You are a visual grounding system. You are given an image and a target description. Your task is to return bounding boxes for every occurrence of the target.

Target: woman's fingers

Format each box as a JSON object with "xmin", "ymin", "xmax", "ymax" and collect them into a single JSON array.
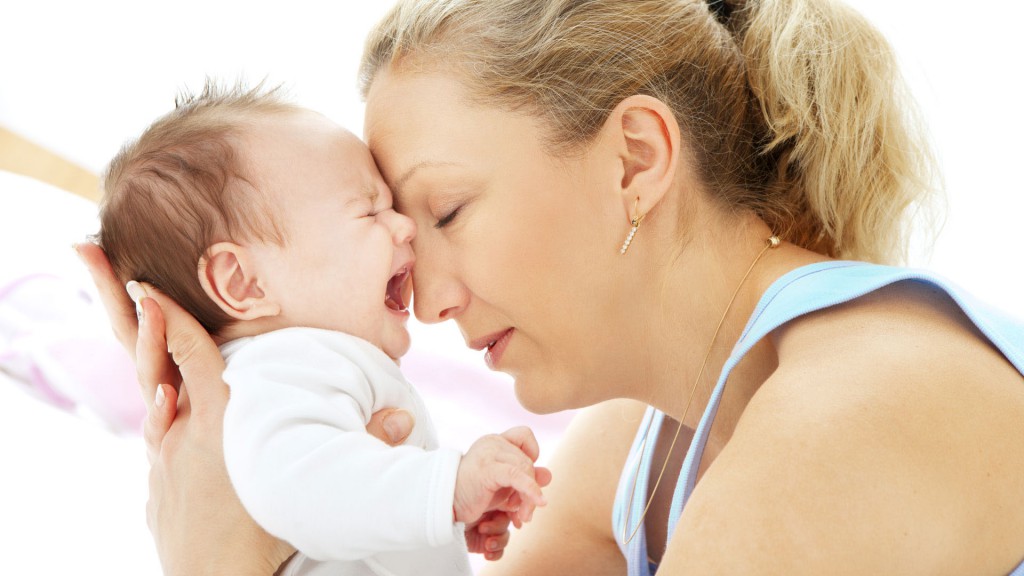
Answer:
[
  {"xmin": 133, "ymin": 295, "xmax": 177, "ymax": 411},
  {"xmin": 143, "ymin": 384, "xmax": 178, "ymax": 465},
  {"xmin": 466, "ymin": 511, "xmax": 512, "ymax": 560},
  {"xmin": 139, "ymin": 284, "xmax": 227, "ymax": 421},
  {"xmin": 76, "ymin": 242, "xmax": 139, "ymax": 356},
  {"xmin": 483, "ymin": 522, "xmax": 511, "ymax": 561},
  {"xmin": 366, "ymin": 408, "xmax": 416, "ymax": 446},
  {"xmin": 484, "ymin": 532, "xmax": 510, "ymax": 561}
]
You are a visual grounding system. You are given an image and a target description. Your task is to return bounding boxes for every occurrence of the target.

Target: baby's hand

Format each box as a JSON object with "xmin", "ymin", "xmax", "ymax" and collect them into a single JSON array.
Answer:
[{"xmin": 454, "ymin": 427, "xmax": 551, "ymax": 532}]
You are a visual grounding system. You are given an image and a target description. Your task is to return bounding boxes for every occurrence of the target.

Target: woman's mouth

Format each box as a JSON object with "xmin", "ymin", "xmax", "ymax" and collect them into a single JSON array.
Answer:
[
  {"xmin": 385, "ymin": 268, "xmax": 411, "ymax": 312},
  {"xmin": 484, "ymin": 328, "xmax": 514, "ymax": 370}
]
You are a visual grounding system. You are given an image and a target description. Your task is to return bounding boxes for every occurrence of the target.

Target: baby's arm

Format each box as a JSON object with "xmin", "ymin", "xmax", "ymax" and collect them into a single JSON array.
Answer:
[{"xmin": 222, "ymin": 331, "xmax": 462, "ymax": 562}]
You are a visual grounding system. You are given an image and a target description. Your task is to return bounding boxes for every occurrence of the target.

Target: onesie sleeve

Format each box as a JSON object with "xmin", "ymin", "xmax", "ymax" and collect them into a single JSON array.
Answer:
[{"xmin": 222, "ymin": 331, "xmax": 462, "ymax": 562}]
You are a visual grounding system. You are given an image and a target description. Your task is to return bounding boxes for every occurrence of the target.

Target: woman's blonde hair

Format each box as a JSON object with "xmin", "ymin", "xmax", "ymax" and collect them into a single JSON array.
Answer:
[{"xmin": 360, "ymin": 0, "xmax": 939, "ymax": 263}]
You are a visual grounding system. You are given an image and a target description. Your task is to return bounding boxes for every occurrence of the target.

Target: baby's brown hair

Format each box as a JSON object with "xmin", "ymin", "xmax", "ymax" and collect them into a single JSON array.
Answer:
[{"xmin": 96, "ymin": 80, "xmax": 298, "ymax": 335}]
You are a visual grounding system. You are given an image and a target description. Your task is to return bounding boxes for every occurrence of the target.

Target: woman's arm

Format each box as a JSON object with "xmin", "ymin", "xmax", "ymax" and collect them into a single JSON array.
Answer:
[{"xmin": 481, "ymin": 398, "xmax": 647, "ymax": 576}]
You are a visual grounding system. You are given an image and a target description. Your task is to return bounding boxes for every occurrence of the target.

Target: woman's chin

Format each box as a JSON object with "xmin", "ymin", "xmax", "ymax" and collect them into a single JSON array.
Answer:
[{"xmin": 512, "ymin": 376, "xmax": 584, "ymax": 415}]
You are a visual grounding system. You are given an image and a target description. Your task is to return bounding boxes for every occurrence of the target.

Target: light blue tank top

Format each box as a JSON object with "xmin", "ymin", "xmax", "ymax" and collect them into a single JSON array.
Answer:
[{"xmin": 612, "ymin": 261, "xmax": 1024, "ymax": 575}]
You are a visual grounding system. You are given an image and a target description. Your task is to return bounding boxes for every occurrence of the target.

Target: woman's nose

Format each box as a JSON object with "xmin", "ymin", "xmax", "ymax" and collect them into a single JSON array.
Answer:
[{"xmin": 410, "ymin": 236, "xmax": 468, "ymax": 324}]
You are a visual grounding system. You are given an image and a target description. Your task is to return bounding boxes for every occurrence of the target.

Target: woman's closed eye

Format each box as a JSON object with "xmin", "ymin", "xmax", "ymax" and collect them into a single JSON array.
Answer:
[{"xmin": 434, "ymin": 206, "xmax": 462, "ymax": 229}]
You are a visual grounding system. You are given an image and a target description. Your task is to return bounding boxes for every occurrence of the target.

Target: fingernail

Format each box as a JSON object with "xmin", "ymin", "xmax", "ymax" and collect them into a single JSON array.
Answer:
[
  {"xmin": 383, "ymin": 410, "xmax": 414, "ymax": 444},
  {"xmin": 154, "ymin": 385, "xmax": 166, "ymax": 408},
  {"xmin": 125, "ymin": 281, "xmax": 147, "ymax": 303},
  {"xmin": 126, "ymin": 281, "xmax": 146, "ymax": 323},
  {"xmin": 487, "ymin": 539, "xmax": 500, "ymax": 551},
  {"xmin": 72, "ymin": 243, "xmax": 83, "ymax": 259}
]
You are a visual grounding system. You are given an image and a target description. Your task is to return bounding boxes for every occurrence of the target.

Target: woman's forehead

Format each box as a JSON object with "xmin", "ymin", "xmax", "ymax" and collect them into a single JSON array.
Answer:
[{"xmin": 364, "ymin": 71, "xmax": 478, "ymax": 175}]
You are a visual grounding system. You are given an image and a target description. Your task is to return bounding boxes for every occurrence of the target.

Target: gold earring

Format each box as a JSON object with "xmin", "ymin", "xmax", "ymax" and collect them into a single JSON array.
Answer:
[{"xmin": 620, "ymin": 196, "xmax": 646, "ymax": 255}]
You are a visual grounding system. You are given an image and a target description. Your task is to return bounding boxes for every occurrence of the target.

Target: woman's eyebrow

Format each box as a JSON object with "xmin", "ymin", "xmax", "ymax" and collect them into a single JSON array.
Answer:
[{"xmin": 393, "ymin": 160, "xmax": 458, "ymax": 192}]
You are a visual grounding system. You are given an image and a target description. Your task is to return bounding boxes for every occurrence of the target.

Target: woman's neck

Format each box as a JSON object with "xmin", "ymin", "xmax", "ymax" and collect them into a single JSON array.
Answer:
[{"xmin": 628, "ymin": 216, "xmax": 827, "ymax": 434}]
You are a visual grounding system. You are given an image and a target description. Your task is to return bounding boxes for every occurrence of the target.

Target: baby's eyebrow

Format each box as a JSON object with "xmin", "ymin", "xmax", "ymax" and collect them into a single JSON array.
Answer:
[{"xmin": 346, "ymin": 186, "xmax": 379, "ymax": 208}]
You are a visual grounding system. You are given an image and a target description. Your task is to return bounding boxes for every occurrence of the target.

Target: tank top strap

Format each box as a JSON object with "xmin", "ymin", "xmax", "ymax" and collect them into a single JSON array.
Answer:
[{"xmin": 612, "ymin": 406, "xmax": 663, "ymax": 576}]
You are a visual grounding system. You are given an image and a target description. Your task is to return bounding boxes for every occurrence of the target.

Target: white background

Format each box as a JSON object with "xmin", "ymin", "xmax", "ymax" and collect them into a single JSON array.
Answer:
[{"xmin": 1, "ymin": 1, "xmax": 1022, "ymax": 574}]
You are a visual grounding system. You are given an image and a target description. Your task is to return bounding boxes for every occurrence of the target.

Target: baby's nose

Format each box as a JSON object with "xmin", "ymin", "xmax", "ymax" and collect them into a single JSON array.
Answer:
[{"xmin": 385, "ymin": 209, "xmax": 417, "ymax": 244}]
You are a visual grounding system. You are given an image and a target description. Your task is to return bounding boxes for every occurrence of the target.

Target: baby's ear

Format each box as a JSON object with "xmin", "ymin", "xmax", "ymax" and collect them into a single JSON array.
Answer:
[{"xmin": 198, "ymin": 242, "xmax": 280, "ymax": 321}]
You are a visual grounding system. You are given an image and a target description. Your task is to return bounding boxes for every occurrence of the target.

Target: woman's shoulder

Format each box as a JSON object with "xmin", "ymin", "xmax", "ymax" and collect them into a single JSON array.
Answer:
[
  {"xmin": 675, "ymin": 279, "xmax": 1024, "ymax": 572},
  {"xmin": 769, "ymin": 275, "xmax": 1022, "ymax": 397},
  {"xmin": 759, "ymin": 277, "xmax": 1024, "ymax": 465}
]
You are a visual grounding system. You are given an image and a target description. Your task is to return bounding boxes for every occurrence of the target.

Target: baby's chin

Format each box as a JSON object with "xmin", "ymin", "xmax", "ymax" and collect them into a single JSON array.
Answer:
[{"xmin": 382, "ymin": 331, "xmax": 412, "ymax": 362}]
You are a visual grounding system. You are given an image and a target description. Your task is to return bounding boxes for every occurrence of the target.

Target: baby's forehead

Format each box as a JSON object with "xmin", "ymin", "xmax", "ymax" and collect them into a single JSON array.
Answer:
[
  {"xmin": 241, "ymin": 112, "xmax": 374, "ymax": 172},
  {"xmin": 239, "ymin": 111, "xmax": 386, "ymax": 206}
]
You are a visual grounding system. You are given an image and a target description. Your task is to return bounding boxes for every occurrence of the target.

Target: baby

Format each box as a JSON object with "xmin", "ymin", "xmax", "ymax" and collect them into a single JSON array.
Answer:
[{"xmin": 97, "ymin": 82, "xmax": 547, "ymax": 576}]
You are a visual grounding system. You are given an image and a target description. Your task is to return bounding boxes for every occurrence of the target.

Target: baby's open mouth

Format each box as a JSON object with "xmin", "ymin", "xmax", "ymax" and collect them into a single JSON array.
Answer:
[{"xmin": 385, "ymin": 268, "xmax": 410, "ymax": 312}]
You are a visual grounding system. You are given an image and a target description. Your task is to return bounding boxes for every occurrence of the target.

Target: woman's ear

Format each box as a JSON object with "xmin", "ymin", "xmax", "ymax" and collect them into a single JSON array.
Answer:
[
  {"xmin": 607, "ymin": 95, "xmax": 681, "ymax": 223},
  {"xmin": 197, "ymin": 242, "xmax": 280, "ymax": 321}
]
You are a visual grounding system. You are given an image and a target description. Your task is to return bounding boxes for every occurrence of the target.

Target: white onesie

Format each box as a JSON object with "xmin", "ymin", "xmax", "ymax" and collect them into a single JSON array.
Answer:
[{"xmin": 221, "ymin": 327, "xmax": 472, "ymax": 576}]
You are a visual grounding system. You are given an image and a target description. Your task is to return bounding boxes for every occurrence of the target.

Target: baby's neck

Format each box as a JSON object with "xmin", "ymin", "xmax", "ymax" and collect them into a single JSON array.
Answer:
[{"xmin": 213, "ymin": 318, "xmax": 286, "ymax": 347}]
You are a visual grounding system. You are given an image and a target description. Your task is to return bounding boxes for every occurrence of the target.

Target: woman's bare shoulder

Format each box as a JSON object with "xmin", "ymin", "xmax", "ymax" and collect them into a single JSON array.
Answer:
[
  {"xmin": 660, "ymin": 280, "xmax": 1024, "ymax": 574},
  {"xmin": 767, "ymin": 279, "xmax": 1024, "ymax": 410}
]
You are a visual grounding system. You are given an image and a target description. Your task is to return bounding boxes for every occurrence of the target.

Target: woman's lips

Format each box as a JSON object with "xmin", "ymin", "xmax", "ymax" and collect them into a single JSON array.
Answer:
[{"xmin": 484, "ymin": 328, "xmax": 514, "ymax": 370}]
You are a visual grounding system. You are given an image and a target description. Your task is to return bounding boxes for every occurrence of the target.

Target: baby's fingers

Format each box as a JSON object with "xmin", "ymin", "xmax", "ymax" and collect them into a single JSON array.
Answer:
[
  {"xmin": 502, "ymin": 465, "xmax": 547, "ymax": 523},
  {"xmin": 500, "ymin": 426, "xmax": 541, "ymax": 462},
  {"xmin": 536, "ymin": 466, "xmax": 553, "ymax": 487},
  {"xmin": 501, "ymin": 493, "xmax": 525, "ymax": 530}
]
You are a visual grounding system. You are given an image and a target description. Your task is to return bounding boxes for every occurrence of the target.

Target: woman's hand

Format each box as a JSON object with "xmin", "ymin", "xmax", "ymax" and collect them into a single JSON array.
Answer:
[
  {"xmin": 137, "ymin": 291, "xmax": 295, "ymax": 575},
  {"xmin": 76, "ymin": 243, "xmax": 417, "ymax": 574},
  {"xmin": 465, "ymin": 510, "xmax": 513, "ymax": 561}
]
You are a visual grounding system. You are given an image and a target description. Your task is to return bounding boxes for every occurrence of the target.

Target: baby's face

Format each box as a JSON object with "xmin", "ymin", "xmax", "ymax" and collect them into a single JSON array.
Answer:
[{"xmin": 244, "ymin": 111, "xmax": 416, "ymax": 359}]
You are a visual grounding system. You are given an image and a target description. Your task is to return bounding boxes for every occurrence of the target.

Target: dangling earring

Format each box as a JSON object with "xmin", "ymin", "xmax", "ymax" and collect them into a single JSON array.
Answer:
[{"xmin": 620, "ymin": 196, "xmax": 646, "ymax": 255}]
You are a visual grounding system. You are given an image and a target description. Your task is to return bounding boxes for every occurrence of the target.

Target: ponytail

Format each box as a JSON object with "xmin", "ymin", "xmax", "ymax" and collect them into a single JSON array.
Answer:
[{"xmin": 731, "ymin": 0, "xmax": 939, "ymax": 262}]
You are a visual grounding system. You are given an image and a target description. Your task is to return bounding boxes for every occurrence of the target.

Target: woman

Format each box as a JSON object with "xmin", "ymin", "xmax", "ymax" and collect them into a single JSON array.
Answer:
[{"xmin": 81, "ymin": 0, "xmax": 1024, "ymax": 573}]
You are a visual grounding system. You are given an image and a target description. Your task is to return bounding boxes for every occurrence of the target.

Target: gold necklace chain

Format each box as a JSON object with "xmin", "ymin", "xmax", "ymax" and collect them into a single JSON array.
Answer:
[{"xmin": 620, "ymin": 235, "xmax": 781, "ymax": 546}]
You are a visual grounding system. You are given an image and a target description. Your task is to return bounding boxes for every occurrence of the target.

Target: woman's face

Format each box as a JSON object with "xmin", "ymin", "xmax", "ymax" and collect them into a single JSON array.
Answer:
[{"xmin": 364, "ymin": 69, "xmax": 635, "ymax": 413}]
